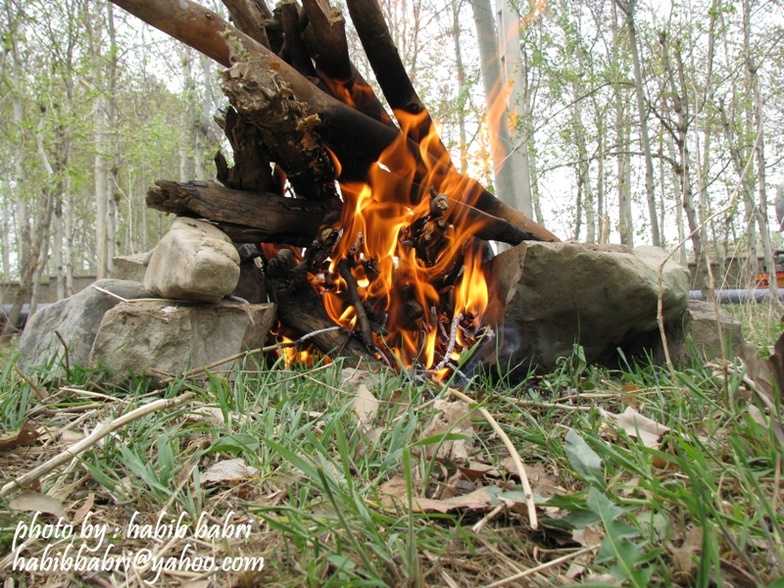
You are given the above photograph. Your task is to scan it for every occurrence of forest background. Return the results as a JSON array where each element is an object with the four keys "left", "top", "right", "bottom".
[{"left": 1, "top": 0, "right": 783, "bottom": 322}]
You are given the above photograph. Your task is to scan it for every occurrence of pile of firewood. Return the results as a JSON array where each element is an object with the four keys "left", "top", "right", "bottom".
[{"left": 111, "top": 0, "right": 559, "bottom": 372}]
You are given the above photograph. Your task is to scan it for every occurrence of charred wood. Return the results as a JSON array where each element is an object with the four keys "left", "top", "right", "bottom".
[{"left": 267, "top": 249, "right": 375, "bottom": 362}]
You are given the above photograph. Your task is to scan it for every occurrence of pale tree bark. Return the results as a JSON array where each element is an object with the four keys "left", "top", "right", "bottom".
[
  {"left": 89, "top": 1, "right": 119, "bottom": 279},
  {"left": 493, "top": 0, "right": 534, "bottom": 217},
  {"left": 592, "top": 94, "right": 608, "bottom": 244},
  {"left": 179, "top": 50, "right": 216, "bottom": 181},
  {"left": 451, "top": 0, "right": 468, "bottom": 172},
  {"left": 744, "top": 0, "right": 777, "bottom": 301},
  {"left": 613, "top": 0, "right": 659, "bottom": 246},
  {"left": 471, "top": 0, "right": 532, "bottom": 217},
  {"left": 658, "top": 33, "right": 707, "bottom": 292},
  {"left": 571, "top": 71, "right": 595, "bottom": 242},
  {"left": 1, "top": 0, "right": 49, "bottom": 335},
  {"left": 611, "top": 1, "right": 633, "bottom": 246},
  {"left": 616, "top": 97, "right": 634, "bottom": 246}
]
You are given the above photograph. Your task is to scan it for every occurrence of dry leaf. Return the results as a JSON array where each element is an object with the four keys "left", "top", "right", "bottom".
[
  {"left": 9, "top": 491, "right": 67, "bottom": 520},
  {"left": 613, "top": 406, "right": 670, "bottom": 449},
  {"left": 499, "top": 460, "right": 565, "bottom": 498},
  {"left": 667, "top": 526, "right": 702, "bottom": 575},
  {"left": 418, "top": 398, "right": 474, "bottom": 462},
  {"left": 188, "top": 406, "right": 249, "bottom": 426},
  {"left": 352, "top": 384, "right": 379, "bottom": 430},
  {"left": 379, "top": 477, "right": 495, "bottom": 513},
  {"left": 457, "top": 461, "right": 499, "bottom": 482},
  {"left": 620, "top": 382, "right": 642, "bottom": 409},
  {"left": 202, "top": 458, "right": 259, "bottom": 485},
  {"left": 0, "top": 421, "right": 40, "bottom": 452},
  {"left": 72, "top": 494, "right": 95, "bottom": 525}
]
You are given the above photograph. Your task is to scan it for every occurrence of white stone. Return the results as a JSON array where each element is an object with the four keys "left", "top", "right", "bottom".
[{"left": 143, "top": 218, "right": 240, "bottom": 302}]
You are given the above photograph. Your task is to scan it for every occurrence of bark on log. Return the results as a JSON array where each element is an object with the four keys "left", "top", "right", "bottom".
[
  {"left": 221, "top": 0, "right": 271, "bottom": 48},
  {"left": 219, "top": 58, "right": 340, "bottom": 204},
  {"left": 214, "top": 106, "right": 277, "bottom": 192},
  {"left": 344, "top": 0, "right": 434, "bottom": 145},
  {"left": 147, "top": 180, "right": 339, "bottom": 246}
]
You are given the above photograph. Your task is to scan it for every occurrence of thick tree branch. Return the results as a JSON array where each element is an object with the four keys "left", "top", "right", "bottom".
[
  {"left": 147, "top": 180, "right": 339, "bottom": 246},
  {"left": 110, "top": 0, "right": 559, "bottom": 242}
]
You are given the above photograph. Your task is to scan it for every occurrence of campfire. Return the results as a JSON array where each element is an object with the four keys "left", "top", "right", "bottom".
[{"left": 114, "top": 0, "right": 559, "bottom": 375}]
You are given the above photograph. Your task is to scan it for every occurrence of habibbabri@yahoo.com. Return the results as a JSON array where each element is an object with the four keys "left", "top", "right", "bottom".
[{"left": 11, "top": 510, "right": 265, "bottom": 583}]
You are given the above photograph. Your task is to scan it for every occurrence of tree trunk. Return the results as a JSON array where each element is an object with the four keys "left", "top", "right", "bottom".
[
  {"left": 470, "top": 0, "right": 530, "bottom": 220},
  {"left": 615, "top": 0, "right": 659, "bottom": 247},
  {"left": 745, "top": 0, "right": 777, "bottom": 301}
]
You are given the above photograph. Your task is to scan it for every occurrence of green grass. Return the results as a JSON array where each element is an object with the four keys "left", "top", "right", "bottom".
[{"left": 0, "top": 310, "right": 782, "bottom": 586}]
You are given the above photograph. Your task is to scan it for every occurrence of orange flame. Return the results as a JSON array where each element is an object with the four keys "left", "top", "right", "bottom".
[{"left": 319, "top": 110, "right": 491, "bottom": 370}]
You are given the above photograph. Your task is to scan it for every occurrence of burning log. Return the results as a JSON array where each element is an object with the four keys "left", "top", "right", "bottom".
[
  {"left": 110, "top": 0, "right": 562, "bottom": 372},
  {"left": 266, "top": 249, "right": 375, "bottom": 364},
  {"left": 109, "top": 0, "right": 558, "bottom": 240}
]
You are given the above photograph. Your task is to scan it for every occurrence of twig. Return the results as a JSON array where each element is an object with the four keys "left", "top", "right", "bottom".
[
  {"left": 54, "top": 329, "right": 71, "bottom": 374},
  {"left": 338, "top": 259, "right": 377, "bottom": 353},
  {"left": 0, "top": 393, "right": 196, "bottom": 497},
  {"left": 444, "top": 386, "right": 538, "bottom": 531},
  {"left": 471, "top": 502, "right": 506, "bottom": 533},
  {"left": 91, "top": 284, "right": 129, "bottom": 302},
  {"left": 504, "top": 397, "right": 615, "bottom": 418},
  {"left": 434, "top": 313, "right": 461, "bottom": 372},
  {"left": 484, "top": 545, "right": 599, "bottom": 587},
  {"left": 13, "top": 365, "right": 47, "bottom": 400}
]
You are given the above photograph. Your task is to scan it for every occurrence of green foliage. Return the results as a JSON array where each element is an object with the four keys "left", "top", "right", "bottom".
[{"left": 587, "top": 487, "right": 661, "bottom": 586}]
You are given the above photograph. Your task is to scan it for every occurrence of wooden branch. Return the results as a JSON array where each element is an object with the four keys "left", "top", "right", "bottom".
[
  {"left": 110, "top": 0, "right": 559, "bottom": 241},
  {"left": 301, "top": 0, "right": 394, "bottom": 128},
  {"left": 338, "top": 260, "right": 376, "bottom": 351},
  {"left": 147, "top": 180, "right": 339, "bottom": 246},
  {"left": 221, "top": 0, "right": 271, "bottom": 48},
  {"left": 219, "top": 57, "right": 341, "bottom": 204},
  {"left": 345, "top": 0, "right": 442, "bottom": 149},
  {"left": 278, "top": 0, "right": 318, "bottom": 78},
  {"left": 214, "top": 106, "right": 277, "bottom": 192}
]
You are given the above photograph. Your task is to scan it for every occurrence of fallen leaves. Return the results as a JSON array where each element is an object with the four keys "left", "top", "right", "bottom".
[
  {"left": 202, "top": 458, "right": 260, "bottom": 485},
  {"left": 9, "top": 491, "right": 67, "bottom": 520}
]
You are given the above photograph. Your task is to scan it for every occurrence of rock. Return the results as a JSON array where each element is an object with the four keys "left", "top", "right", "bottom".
[
  {"left": 112, "top": 251, "right": 152, "bottom": 282},
  {"left": 673, "top": 300, "right": 745, "bottom": 363},
  {"left": 143, "top": 218, "right": 240, "bottom": 302},
  {"left": 485, "top": 242, "right": 691, "bottom": 372},
  {"left": 17, "top": 279, "right": 150, "bottom": 375},
  {"left": 88, "top": 299, "right": 276, "bottom": 381}
]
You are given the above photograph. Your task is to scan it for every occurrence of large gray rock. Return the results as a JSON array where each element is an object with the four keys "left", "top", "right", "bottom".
[
  {"left": 143, "top": 218, "right": 240, "bottom": 302},
  {"left": 17, "top": 279, "right": 150, "bottom": 374},
  {"left": 486, "top": 242, "right": 690, "bottom": 371},
  {"left": 88, "top": 299, "right": 276, "bottom": 381}
]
